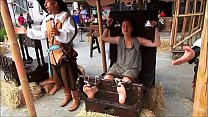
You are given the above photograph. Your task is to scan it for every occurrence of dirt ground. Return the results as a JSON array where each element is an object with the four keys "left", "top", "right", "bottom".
[{"left": 0, "top": 31, "right": 194, "bottom": 117}]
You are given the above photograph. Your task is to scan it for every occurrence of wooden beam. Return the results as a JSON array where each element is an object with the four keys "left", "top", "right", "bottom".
[
  {"left": 0, "top": 0, "right": 37, "bottom": 117},
  {"left": 180, "top": 0, "right": 189, "bottom": 49},
  {"left": 195, "top": 0, "right": 204, "bottom": 40},
  {"left": 190, "top": 0, "right": 197, "bottom": 45},
  {"left": 96, "top": 0, "right": 107, "bottom": 73},
  {"left": 193, "top": 0, "right": 208, "bottom": 116},
  {"left": 172, "top": 28, "right": 201, "bottom": 49},
  {"left": 175, "top": 13, "right": 204, "bottom": 17},
  {"left": 170, "top": 0, "right": 179, "bottom": 50}
]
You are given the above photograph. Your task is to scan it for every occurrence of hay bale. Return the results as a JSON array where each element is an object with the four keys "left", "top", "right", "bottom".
[
  {"left": 76, "top": 105, "right": 117, "bottom": 117},
  {"left": 26, "top": 82, "right": 42, "bottom": 101},
  {"left": 157, "top": 39, "right": 170, "bottom": 52},
  {"left": 1, "top": 80, "right": 23, "bottom": 108},
  {"left": 0, "top": 43, "right": 9, "bottom": 54},
  {"left": 140, "top": 109, "right": 155, "bottom": 117},
  {"left": 0, "top": 80, "right": 42, "bottom": 109},
  {"left": 143, "top": 83, "right": 165, "bottom": 116}
]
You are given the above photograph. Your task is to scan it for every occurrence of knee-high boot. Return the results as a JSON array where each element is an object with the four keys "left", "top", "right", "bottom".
[
  {"left": 60, "top": 88, "right": 72, "bottom": 107},
  {"left": 68, "top": 90, "right": 80, "bottom": 111}
]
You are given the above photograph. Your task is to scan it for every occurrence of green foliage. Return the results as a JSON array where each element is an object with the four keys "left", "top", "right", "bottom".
[{"left": 0, "top": 28, "right": 6, "bottom": 42}]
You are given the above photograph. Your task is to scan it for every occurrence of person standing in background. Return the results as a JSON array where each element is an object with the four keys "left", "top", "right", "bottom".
[
  {"left": 27, "top": 13, "right": 33, "bottom": 28},
  {"left": 72, "top": 10, "right": 82, "bottom": 27},
  {"left": 18, "top": 13, "right": 27, "bottom": 28},
  {"left": 159, "top": 10, "right": 166, "bottom": 17},
  {"left": 80, "top": 6, "right": 88, "bottom": 22}
]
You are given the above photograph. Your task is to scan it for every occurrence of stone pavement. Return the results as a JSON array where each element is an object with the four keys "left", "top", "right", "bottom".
[{"left": 0, "top": 29, "right": 194, "bottom": 116}]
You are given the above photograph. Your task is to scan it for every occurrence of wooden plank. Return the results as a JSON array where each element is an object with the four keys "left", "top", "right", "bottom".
[
  {"left": 195, "top": 0, "right": 204, "bottom": 40},
  {"left": 170, "top": 0, "right": 180, "bottom": 50},
  {"left": 180, "top": 0, "right": 190, "bottom": 49},
  {"left": 96, "top": 0, "right": 107, "bottom": 73},
  {"left": 170, "top": 1, "right": 177, "bottom": 50},
  {"left": 193, "top": 0, "right": 208, "bottom": 116},
  {"left": 174, "top": 0, "right": 180, "bottom": 46},
  {"left": 176, "top": 13, "right": 204, "bottom": 17},
  {"left": 173, "top": 28, "right": 201, "bottom": 49},
  {"left": 190, "top": 0, "right": 197, "bottom": 45}
]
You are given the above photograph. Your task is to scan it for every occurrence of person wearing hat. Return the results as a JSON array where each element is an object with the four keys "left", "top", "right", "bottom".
[{"left": 27, "top": 0, "right": 80, "bottom": 111}]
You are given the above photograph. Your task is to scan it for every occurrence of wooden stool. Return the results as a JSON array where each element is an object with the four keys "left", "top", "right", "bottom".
[{"left": 90, "top": 36, "right": 101, "bottom": 57}]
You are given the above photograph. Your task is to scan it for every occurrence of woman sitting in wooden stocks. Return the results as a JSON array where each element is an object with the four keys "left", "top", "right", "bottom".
[
  {"left": 26, "top": 0, "right": 80, "bottom": 111},
  {"left": 83, "top": 18, "right": 161, "bottom": 104}
]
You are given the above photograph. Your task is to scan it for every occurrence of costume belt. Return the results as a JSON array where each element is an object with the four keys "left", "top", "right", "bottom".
[{"left": 48, "top": 45, "right": 61, "bottom": 78}]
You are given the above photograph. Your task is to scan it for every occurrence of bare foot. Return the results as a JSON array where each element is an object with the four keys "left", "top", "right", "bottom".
[
  {"left": 117, "top": 82, "right": 126, "bottom": 104},
  {"left": 83, "top": 85, "right": 98, "bottom": 99}
]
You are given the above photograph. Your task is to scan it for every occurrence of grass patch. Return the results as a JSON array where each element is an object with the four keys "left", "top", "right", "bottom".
[{"left": 0, "top": 28, "right": 6, "bottom": 42}]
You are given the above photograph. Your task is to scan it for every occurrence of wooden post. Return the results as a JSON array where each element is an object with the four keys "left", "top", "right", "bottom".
[
  {"left": 190, "top": 0, "right": 197, "bottom": 45},
  {"left": 193, "top": 0, "right": 208, "bottom": 116},
  {"left": 0, "top": 1, "right": 37, "bottom": 117},
  {"left": 180, "top": 0, "right": 189, "bottom": 48},
  {"left": 96, "top": 0, "right": 107, "bottom": 73},
  {"left": 170, "top": 0, "right": 180, "bottom": 51},
  {"left": 170, "top": 1, "right": 176, "bottom": 50}
]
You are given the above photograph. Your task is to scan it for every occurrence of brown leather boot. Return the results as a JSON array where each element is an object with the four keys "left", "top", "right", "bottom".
[
  {"left": 60, "top": 88, "right": 72, "bottom": 107},
  {"left": 68, "top": 90, "right": 80, "bottom": 111}
]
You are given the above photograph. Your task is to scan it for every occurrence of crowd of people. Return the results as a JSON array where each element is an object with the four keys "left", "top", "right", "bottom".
[{"left": 17, "top": 12, "right": 33, "bottom": 28}]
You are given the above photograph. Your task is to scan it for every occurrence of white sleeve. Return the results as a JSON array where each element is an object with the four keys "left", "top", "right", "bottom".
[
  {"left": 26, "top": 20, "right": 47, "bottom": 40},
  {"left": 193, "top": 38, "right": 202, "bottom": 47},
  {"left": 55, "top": 17, "right": 75, "bottom": 43}
]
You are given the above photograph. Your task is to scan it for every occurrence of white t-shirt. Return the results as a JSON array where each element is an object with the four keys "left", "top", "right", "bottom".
[
  {"left": 193, "top": 38, "right": 202, "bottom": 48},
  {"left": 80, "top": 9, "right": 88, "bottom": 19}
]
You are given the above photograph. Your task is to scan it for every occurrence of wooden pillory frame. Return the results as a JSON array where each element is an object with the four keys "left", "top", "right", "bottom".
[{"left": 170, "top": 0, "right": 206, "bottom": 55}]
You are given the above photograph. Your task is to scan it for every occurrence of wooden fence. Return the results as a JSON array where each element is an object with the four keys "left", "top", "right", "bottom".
[{"left": 170, "top": 0, "right": 206, "bottom": 53}]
